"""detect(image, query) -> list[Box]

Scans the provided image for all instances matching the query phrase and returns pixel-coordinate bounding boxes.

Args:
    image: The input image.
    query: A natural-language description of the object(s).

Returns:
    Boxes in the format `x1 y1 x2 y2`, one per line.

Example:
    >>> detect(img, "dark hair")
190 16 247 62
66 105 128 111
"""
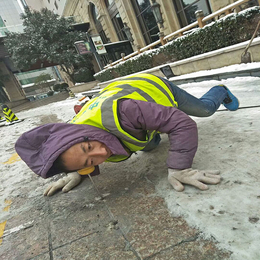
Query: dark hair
53 155 70 173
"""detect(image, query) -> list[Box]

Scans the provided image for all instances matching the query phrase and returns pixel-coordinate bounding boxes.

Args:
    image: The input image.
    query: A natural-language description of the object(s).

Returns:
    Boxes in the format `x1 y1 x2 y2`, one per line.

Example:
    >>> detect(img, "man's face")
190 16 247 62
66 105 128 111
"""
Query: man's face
60 141 112 171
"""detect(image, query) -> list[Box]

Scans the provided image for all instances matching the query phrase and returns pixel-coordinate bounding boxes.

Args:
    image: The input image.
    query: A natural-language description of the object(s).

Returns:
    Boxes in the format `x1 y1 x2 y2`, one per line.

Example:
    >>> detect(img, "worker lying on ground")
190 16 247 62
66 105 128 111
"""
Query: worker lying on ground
15 73 239 196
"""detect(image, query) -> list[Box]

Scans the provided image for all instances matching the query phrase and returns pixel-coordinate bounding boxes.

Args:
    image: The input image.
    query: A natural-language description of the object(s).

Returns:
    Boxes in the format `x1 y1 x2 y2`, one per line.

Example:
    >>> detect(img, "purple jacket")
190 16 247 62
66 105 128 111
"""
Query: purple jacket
15 93 198 179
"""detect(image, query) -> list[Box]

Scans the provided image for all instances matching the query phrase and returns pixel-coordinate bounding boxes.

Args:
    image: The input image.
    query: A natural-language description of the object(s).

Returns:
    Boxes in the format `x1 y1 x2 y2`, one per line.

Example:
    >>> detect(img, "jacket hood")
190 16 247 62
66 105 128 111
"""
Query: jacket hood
15 123 128 178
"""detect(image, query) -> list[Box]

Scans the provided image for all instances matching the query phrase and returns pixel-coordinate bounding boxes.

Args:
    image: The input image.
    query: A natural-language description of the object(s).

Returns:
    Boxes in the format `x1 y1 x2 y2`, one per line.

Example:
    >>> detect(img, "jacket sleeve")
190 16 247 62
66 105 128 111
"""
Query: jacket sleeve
118 99 198 169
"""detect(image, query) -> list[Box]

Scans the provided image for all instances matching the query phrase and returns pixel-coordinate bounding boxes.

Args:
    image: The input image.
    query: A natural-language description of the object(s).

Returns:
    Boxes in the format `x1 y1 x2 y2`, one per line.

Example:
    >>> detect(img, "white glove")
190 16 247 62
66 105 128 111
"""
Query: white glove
168 168 221 192
44 172 82 196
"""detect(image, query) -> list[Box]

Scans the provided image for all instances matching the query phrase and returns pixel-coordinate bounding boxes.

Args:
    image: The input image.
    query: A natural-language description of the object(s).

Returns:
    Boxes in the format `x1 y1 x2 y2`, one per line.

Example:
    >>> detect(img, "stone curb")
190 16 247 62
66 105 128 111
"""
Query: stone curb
171 67 260 85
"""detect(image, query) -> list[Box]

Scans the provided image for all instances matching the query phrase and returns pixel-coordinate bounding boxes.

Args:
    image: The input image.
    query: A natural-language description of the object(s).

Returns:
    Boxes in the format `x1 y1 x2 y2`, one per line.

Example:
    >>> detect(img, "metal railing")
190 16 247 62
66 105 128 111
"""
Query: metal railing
104 0 254 69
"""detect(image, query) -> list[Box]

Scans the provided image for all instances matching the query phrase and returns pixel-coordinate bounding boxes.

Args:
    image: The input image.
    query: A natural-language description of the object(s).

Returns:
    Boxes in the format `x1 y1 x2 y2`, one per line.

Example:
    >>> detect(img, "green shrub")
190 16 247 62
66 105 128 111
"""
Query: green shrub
94 7 260 82
115 53 154 76
74 68 95 83
161 7 260 61
94 53 154 82
93 67 118 82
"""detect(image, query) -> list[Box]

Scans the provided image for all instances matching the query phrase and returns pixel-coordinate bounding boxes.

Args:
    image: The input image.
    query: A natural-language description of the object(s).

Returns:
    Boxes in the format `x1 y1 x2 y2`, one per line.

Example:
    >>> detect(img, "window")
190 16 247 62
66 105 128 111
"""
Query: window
106 1 127 41
173 0 211 27
54 1 58 9
105 0 114 7
131 0 159 45
111 13 127 40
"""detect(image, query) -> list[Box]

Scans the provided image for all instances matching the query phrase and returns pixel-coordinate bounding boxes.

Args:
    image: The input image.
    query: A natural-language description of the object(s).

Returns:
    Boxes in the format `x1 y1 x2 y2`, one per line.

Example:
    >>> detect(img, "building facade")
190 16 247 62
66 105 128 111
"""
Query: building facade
62 0 260 68
24 0 67 15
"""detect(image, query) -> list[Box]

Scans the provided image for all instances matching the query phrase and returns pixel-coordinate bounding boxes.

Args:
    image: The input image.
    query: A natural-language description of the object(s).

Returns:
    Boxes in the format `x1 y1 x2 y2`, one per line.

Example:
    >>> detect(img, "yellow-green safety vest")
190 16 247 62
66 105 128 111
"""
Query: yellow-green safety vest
70 74 178 162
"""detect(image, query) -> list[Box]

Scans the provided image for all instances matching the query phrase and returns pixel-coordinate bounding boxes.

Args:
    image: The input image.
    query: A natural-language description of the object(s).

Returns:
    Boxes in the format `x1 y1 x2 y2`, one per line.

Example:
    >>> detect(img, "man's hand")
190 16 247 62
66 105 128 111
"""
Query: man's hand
168 168 221 192
44 172 82 196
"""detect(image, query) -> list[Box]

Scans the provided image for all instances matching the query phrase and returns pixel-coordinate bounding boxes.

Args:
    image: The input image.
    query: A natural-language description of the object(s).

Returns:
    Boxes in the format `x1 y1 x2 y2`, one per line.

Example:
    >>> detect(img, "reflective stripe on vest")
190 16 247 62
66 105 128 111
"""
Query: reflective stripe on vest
71 74 178 151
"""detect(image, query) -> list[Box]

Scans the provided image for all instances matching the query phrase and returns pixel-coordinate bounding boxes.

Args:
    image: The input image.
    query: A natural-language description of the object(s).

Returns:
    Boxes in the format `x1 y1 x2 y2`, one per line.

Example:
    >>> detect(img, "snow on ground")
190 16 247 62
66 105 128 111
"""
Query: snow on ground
156 70 260 260
0 62 260 259
178 76 260 108
0 98 77 210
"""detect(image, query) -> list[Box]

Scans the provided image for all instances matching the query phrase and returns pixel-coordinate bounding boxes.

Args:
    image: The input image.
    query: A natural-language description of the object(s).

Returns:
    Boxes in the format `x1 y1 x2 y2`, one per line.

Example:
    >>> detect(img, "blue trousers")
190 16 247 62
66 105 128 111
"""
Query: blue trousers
142 79 228 151
168 80 227 117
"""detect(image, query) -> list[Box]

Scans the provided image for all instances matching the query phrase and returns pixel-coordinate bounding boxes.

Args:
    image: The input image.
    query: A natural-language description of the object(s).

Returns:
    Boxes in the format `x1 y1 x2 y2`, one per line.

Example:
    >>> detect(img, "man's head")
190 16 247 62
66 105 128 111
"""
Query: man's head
15 123 127 178
58 140 112 172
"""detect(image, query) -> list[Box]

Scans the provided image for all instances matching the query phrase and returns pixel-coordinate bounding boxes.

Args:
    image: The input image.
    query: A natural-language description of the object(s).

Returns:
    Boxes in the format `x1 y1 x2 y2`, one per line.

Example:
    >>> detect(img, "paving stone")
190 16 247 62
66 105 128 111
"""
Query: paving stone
46 183 113 248
30 253 50 260
147 239 231 260
0 222 49 260
0 188 49 260
52 230 138 260
95 168 231 259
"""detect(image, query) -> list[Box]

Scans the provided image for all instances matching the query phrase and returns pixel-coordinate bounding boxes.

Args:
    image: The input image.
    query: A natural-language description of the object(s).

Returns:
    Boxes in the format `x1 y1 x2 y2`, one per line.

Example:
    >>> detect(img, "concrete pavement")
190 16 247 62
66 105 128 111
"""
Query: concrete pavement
0 163 231 260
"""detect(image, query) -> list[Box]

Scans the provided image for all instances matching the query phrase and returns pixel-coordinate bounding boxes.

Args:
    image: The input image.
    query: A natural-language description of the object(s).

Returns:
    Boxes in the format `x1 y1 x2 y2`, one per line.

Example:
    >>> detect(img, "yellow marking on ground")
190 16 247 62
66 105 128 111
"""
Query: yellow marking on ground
0 200 12 244
0 221 7 244
3 205 11 212
3 153 21 164
4 199 12 205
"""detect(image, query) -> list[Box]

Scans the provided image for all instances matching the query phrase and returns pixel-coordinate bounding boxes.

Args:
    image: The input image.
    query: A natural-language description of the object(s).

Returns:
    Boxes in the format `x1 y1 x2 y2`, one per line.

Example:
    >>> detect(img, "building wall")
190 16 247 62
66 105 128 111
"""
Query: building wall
157 0 181 36
0 0 24 37
62 0 90 23
22 0 45 12
25 0 67 15
210 0 234 12
0 0 24 27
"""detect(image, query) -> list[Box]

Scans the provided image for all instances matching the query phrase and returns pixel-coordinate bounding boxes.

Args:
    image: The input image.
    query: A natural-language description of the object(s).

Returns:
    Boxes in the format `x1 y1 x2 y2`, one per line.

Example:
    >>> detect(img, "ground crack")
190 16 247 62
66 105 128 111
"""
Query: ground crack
144 232 201 260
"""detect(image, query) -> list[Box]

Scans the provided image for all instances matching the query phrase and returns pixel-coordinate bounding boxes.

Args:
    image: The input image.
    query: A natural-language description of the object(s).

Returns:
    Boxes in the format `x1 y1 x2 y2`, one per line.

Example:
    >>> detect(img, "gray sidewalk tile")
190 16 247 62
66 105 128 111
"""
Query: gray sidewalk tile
147 240 231 260
0 220 49 260
87 160 231 259
52 231 138 260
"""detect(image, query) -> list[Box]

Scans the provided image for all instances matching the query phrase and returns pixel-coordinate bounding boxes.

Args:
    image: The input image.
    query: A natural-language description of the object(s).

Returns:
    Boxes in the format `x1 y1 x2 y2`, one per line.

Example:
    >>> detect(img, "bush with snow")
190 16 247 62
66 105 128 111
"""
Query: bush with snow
94 7 260 82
